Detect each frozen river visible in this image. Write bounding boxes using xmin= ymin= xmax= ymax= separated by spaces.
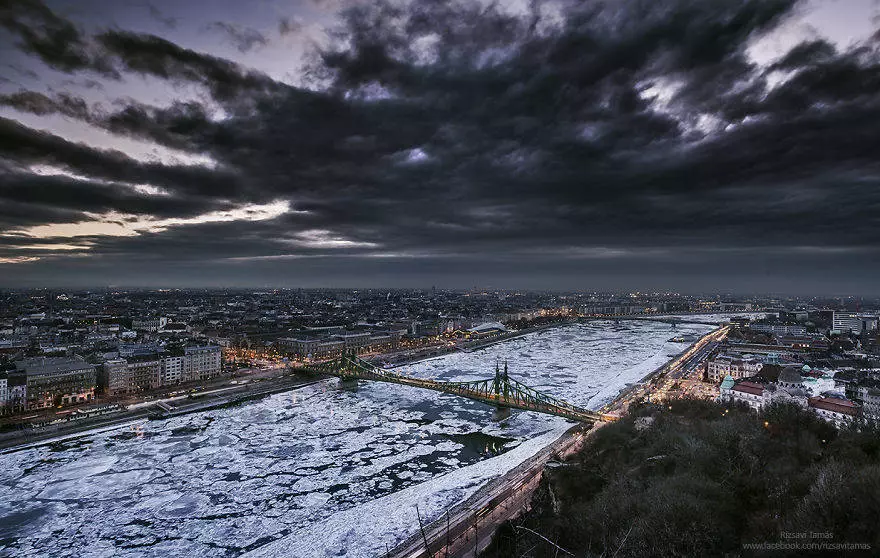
xmin=0 ymin=319 xmax=716 ymax=558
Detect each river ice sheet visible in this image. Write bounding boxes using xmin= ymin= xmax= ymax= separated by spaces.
xmin=0 ymin=320 xmax=713 ymax=558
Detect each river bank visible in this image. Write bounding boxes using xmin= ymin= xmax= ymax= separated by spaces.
xmin=388 ymin=324 xmax=725 ymax=558
xmin=0 ymin=321 xmax=577 ymax=452
xmin=374 ymin=319 xmax=576 ymax=369
xmin=458 ymin=319 xmax=576 ymax=353
xmin=0 ymin=373 xmax=324 ymax=452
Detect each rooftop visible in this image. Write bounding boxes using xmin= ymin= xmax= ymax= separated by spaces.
xmin=14 ymin=356 xmax=95 ymax=377
xmin=809 ymin=396 xmax=860 ymax=417
xmin=732 ymin=381 xmax=765 ymax=396
xmin=185 ymin=345 xmax=221 ymax=354
xmin=778 ymin=366 xmax=804 ymax=384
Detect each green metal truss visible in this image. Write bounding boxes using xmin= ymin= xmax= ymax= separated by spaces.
xmin=305 ymin=351 xmax=603 ymax=423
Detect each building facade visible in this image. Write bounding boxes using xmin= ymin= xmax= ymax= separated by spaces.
xmin=832 ymin=312 xmax=862 ymax=334
xmin=132 ymin=317 xmax=168 ymax=332
xmin=279 ymin=331 xmax=400 ymax=359
xmin=0 ymin=374 xmax=7 ymax=412
xmin=720 ymin=375 xmax=859 ymax=429
xmin=183 ymin=345 xmax=222 ymax=382
xmin=334 ymin=332 xmax=373 ymax=351
xmin=162 ymin=355 xmax=185 ymax=385
xmin=707 ymin=354 xmax=763 ymax=383
xmin=808 ymin=396 xmax=860 ymax=428
xmin=6 ymin=377 xmax=26 ymax=412
xmin=748 ymin=323 xmax=807 ymax=336
xmin=279 ymin=337 xmax=322 ymax=356
xmin=103 ymin=359 xmax=129 ymax=395
xmin=103 ymin=357 xmax=161 ymax=395
xmin=103 ymin=347 xmax=221 ymax=395
xmin=725 ymin=380 xmax=766 ymax=410
xmin=125 ymin=358 xmax=162 ymax=393
xmin=14 ymin=356 xmax=97 ymax=409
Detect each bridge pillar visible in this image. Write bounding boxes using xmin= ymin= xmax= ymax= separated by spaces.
xmin=492 ymin=405 xmax=511 ymax=421
xmin=338 ymin=376 xmax=358 ymax=390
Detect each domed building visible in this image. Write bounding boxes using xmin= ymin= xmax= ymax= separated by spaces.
xmin=764 ymin=365 xmax=808 ymax=406
xmin=762 ymin=383 xmax=808 ymax=408
xmin=777 ymin=365 xmax=804 ymax=392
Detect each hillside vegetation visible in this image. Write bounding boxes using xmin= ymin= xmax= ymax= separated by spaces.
xmin=482 ymin=399 xmax=880 ymax=557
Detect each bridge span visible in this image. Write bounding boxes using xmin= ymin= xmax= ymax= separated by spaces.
xmin=306 ymin=353 xmax=612 ymax=423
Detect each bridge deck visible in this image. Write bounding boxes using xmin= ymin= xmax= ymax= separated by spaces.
xmin=307 ymin=355 xmax=608 ymax=423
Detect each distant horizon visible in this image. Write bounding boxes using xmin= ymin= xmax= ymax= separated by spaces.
xmin=3 ymin=284 xmax=879 ymax=300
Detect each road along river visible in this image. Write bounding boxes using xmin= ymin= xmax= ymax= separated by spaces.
xmin=0 ymin=319 xmax=716 ymax=558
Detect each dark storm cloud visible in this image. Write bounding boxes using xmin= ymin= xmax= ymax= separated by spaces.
xmin=95 ymin=30 xmax=279 ymax=102
xmin=61 ymin=218 xmax=323 ymax=263
xmin=0 ymin=170 xmax=225 ymax=220
xmin=0 ymin=90 xmax=92 ymax=120
xmin=0 ymin=90 xmax=217 ymax=151
xmin=279 ymin=16 xmax=304 ymax=37
xmin=0 ymin=0 xmax=118 ymax=77
xmin=768 ymin=39 xmax=837 ymax=70
xmin=205 ymin=21 xmax=269 ymax=53
xmin=6 ymin=63 xmax=40 ymax=81
xmin=0 ymin=117 xmax=242 ymax=199
xmin=100 ymin=99 xmax=216 ymax=151
xmin=0 ymin=198 xmax=84 ymax=229
xmin=3 ymin=0 xmax=880 ymax=291
xmin=2 ymin=1 xmax=279 ymax=103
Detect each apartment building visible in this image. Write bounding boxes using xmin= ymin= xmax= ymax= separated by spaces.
xmin=162 ymin=355 xmax=185 ymax=385
xmin=832 ymin=312 xmax=863 ymax=334
xmin=279 ymin=330 xmax=401 ymax=358
xmin=13 ymin=356 xmax=97 ymax=409
xmin=103 ymin=346 xmax=221 ymax=395
xmin=748 ymin=323 xmax=807 ymax=336
xmin=183 ymin=345 xmax=223 ymax=382
xmin=132 ymin=317 xmax=168 ymax=332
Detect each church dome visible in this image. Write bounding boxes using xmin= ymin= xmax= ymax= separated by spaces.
xmin=778 ymin=366 xmax=803 ymax=385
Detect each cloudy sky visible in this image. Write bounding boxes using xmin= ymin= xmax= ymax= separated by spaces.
xmin=1 ymin=0 xmax=879 ymax=293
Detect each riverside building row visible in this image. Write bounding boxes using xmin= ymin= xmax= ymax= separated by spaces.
xmin=101 ymin=345 xmax=222 ymax=396
xmin=277 ymin=329 xmax=407 ymax=359
xmin=0 ymin=346 xmax=222 ymax=413
xmin=0 ymin=356 xmax=96 ymax=412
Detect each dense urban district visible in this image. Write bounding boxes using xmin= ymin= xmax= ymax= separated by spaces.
xmin=1 ymin=289 xmax=879 ymax=439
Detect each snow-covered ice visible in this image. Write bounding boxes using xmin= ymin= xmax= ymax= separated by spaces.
xmin=643 ymin=312 xmax=766 ymax=325
xmin=0 ymin=320 xmax=713 ymax=557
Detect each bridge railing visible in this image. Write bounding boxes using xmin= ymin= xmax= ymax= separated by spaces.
xmin=309 ymin=353 xmax=604 ymax=422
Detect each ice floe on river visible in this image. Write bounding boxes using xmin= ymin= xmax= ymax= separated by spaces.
xmin=0 ymin=320 xmax=713 ymax=557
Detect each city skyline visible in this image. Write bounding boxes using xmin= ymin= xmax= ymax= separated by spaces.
xmin=2 ymin=0 xmax=880 ymax=293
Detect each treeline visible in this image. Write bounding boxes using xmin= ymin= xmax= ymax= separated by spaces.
xmin=482 ymin=399 xmax=880 ymax=557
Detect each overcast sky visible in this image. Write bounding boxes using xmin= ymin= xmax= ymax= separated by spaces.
xmin=1 ymin=0 xmax=880 ymax=294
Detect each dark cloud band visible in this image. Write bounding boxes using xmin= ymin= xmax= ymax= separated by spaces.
xmin=2 ymin=0 xmax=880 ymax=291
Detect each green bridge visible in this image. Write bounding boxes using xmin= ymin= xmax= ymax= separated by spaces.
xmin=306 ymin=353 xmax=610 ymax=423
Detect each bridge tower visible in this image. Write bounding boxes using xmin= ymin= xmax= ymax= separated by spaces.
xmin=338 ymin=350 xmax=358 ymax=389
xmin=492 ymin=361 xmax=511 ymax=420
